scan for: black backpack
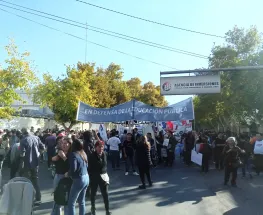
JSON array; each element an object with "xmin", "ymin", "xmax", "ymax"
[{"xmin": 54, "ymin": 177, "xmax": 73, "ymax": 205}]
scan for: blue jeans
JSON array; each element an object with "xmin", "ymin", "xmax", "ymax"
[
  {"xmin": 242, "ymin": 156, "xmax": 252, "ymax": 176},
  {"xmin": 51, "ymin": 174, "xmax": 68, "ymax": 215},
  {"xmin": 68, "ymin": 175, "xmax": 89, "ymax": 215}
]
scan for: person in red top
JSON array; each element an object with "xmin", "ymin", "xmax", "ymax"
[{"xmin": 199, "ymin": 136, "xmax": 211, "ymax": 173}]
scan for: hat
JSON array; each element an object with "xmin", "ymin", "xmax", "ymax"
[{"xmin": 95, "ymin": 140, "xmax": 104, "ymax": 148}]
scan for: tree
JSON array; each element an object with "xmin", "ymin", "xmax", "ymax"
[
  {"xmin": 126, "ymin": 78, "xmax": 167, "ymax": 107},
  {"xmin": 34, "ymin": 66, "xmax": 94, "ymax": 129},
  {"xmin": 195, "ymin": 26, "xmax": 263, "ymax": 131},
  {"xmin": 34, "ymin": 62, "xmax": 168, "ymax": 128},
  {"xmin": 0, "ymin": 40, "xmax": 38, "ymax": 119},
  {"xmin": 77, "ymin": 63, "xmax": 131, "ymax": 108},
  {"xmin": 139, "ymin": 82, "xmax": 168, "ymax": 107}
]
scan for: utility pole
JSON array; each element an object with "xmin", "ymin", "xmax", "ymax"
[{"xmin": 85, "ymin": 21, "xmax": 88, "ymax": 63}]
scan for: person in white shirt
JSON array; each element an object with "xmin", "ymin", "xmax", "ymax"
[{"xmin": 108, "ymin": 131, "xmax": 121, "ymax": 170}]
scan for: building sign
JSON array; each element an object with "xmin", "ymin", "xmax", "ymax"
[{"xmin": 160, "ymin": 75, "xmax": 221, "ymax": 95}]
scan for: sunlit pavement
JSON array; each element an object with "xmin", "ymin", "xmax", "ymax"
[{"xmin": 2, "ymin": 159, "xmax": 263, "ymax": 215}]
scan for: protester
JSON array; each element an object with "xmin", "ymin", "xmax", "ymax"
[
  {"xmin": 133, "ymin": 128, "xmax": 141, "ymax": 144},
  {"xmin": 10, "ymin": 130, "xmax": 19, "ymax": 147},
  {"xmin": 123, "ymin": 133, "xmax": 139, "ymax": 176},
  {"xmin": 223, "ymin": 137, "xmax": 244, "ymax": 187},
  {"xmin": 184, "ymin": 131, "xmax": 195, "ymax": 166},
  {"xmin": 10, "ymin": 133, "xmax": 21, "ymax": 179},
  {"xmin": 45, "ymin": 133, "xmax": 57, "ymax": 170},
  {"xmin": 19, "ymin": 128, "xmax": 45, "ymax": 205},
  {"xmin": 68, "ymin": 139, "xmax": 89, "ymax": 215},
  {"xmin": 107, "ymin": 131, "xmax": 121, "ymax": 170},
  {"xmin": 155, "ymin": 131, "xmax": 164, "ymax": 164},
  {"xmin": 136, "ymin": 136, "xmax": 153, "ymax": 189},
  {"xmin": 83, "ymin": 131, "xmax": 95, "ymax": 157},
  {"xmin": 253, "ymin": 134, "xmax": 263, "ymax": 176},
  {"xmin": 166, "ymin": 131, "xmax": 177, "ymax": 167},
  {"xmin": 88, "ymin": 140, "xmax": 111, "ymax": 215},
  {"xmin": 213, "ymin": 133, "xmax": 226, "ymax": 170},
  {"xmin": 51, "ymin": 137, "xmax": 72, "ymax": 215},
  {"xmin": 120, "ymin": 129, "xmax": 127, "ymax": 144},
  {"xmin": 238, "ymin": 134, "xmax": 253, "ymax": 178},
  {"xmin": 199, "ymin": 136, "xmax": 211, "ymax": 173}
]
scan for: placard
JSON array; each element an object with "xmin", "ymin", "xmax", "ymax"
[{"xmin": 191, "ymin": 150, "xmax": 203, "ymax": 166}]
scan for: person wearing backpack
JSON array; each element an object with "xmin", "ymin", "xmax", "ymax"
[
  {"xmin": 68, "ymin": 139, "xmax": 89, "ymax": 215},
  {"xmin": 51, "ymin": 137, "xmax": 72, "ymax": 215}
]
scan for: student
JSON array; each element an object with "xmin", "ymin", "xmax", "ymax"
[
  {"xmin": 199, "ymin": 137, "xmax": 211, "ymax": 173},
  {"xmin": 10, "ymin": 133, "xmax": 22, "ymax": 179},
  {"xmin": 123, "ymin": 133, "xmax": 139, "ymax": 176},
  {"xmin": 107, "ymin": 131, "xmax": 121, "ymax": 170},
  {"xmin": 51, "ymin": 137, "xmax": 72, "ymax": 215},
  {"xmin": 136, "ymin": 136, "xmax": 153, "ymax": 189},
  {"xmin": 223, "ymin": 137, "xmax": 244, "ymax": 187},
  {"xmin": 167, "ymin": 131, "xmax": 177, "ymax": 167},
  {"xmin": 88, "ymin": 141, "xmax": 111, "ymax": 215},
  {"xmin": 68, "ymin": 139, "xmax": 89, "ymax": 215}
]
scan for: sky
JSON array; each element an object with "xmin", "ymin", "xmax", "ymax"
[{"xmin": 0, "ymin": 0, "xmax": 262, "ymax": 105}]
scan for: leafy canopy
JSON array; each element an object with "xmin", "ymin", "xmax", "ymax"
[
  {"xmin": 195, "ymin": 26, "xmax": 263, "ymax": 131},
  {"xmin": 0, "ymin": 40, "xmax": 38, "ymax": 119},
  {"xmin": 34, "ymin": 62, "xmax": 167, "ymax": 128}
]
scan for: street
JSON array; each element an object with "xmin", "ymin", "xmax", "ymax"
[{"xmin": 1, "ymin": 159, "xmax": 263, "ymax": 215}]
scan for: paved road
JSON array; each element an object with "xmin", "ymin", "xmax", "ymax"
[{"xmin": 2, "ymin": 159, "xmax": 263, "ymax": 215}]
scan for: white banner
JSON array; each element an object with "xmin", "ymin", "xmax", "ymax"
[
  {"xmin": 191, "ymin": 150, "xmax": 203, "ymax": 166},
  {"xmin": 160, "ymin": 75, "xmax": 221, "ymax": 95}
]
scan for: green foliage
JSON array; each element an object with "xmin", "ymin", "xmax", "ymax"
[
  {"xmin": 0, "ymin": 40, "xmax": 38, "ymax": 119},
  {"xmin": 195, "ymin": 26, "xmax": 263, "ymax": 131},
  {"xmin": 34, "ymin": 62, "xmax": 167, "ymax": 128}
]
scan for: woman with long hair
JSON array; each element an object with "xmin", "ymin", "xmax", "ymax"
[
  {"xmin": 51, "ymin": 137, "xmax": 72, "ymax": 215},
  {"xmin": 136, "ymin": 136, "xmax": 153, "ymax": 189},
  {"xmin": 68, "ymin": 139, "xmax": 89, "ymax": 215}
]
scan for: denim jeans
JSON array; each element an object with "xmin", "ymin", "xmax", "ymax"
[
  {"xmin": 22, "ymin": 166, "xmax": 41, "ymax": 201},
  {"xmin": 51, "ymin": 174, "xmax": 68, "ymax": 215},
  {"xmin": 68, "ymin": 175, "xmax": 89, "ymax": 215},
  {"xmin": 242, "ymin": 156, "xmax": 252, "ymax": 176}
]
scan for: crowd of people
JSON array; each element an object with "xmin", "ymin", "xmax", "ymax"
[{"xmin": 0, "ymin": 126, "xmax": 263, "ymax": 215}]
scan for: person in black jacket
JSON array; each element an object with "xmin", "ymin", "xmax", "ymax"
[
  {"xmin": 83, "ymin": 131, "xmax": 95, "ymax": 157},
  {"xmin": 238, "ymin": 134, "xmax": 253, "ymax": 178},
  {"xmin": 223, "ymin": 137, "xmax": 244, "ymax": 187},
  {"xmin": 213, "ymin": 134, "xmax": 226, "ymax": 170},
  {"xmin": 199, "ymin": 136, "xmax": 211, "ymax": 173},
  {"xmin": 136, "ymin": 136, "xmax": 153, "ymax": 189},
  {"xmin": 184, "ymin": 131, "xmax": 195, "ymax": 166},
  {"xmin": 88, "ymin": 140, "xmax": 111, "ymax": 215}
]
